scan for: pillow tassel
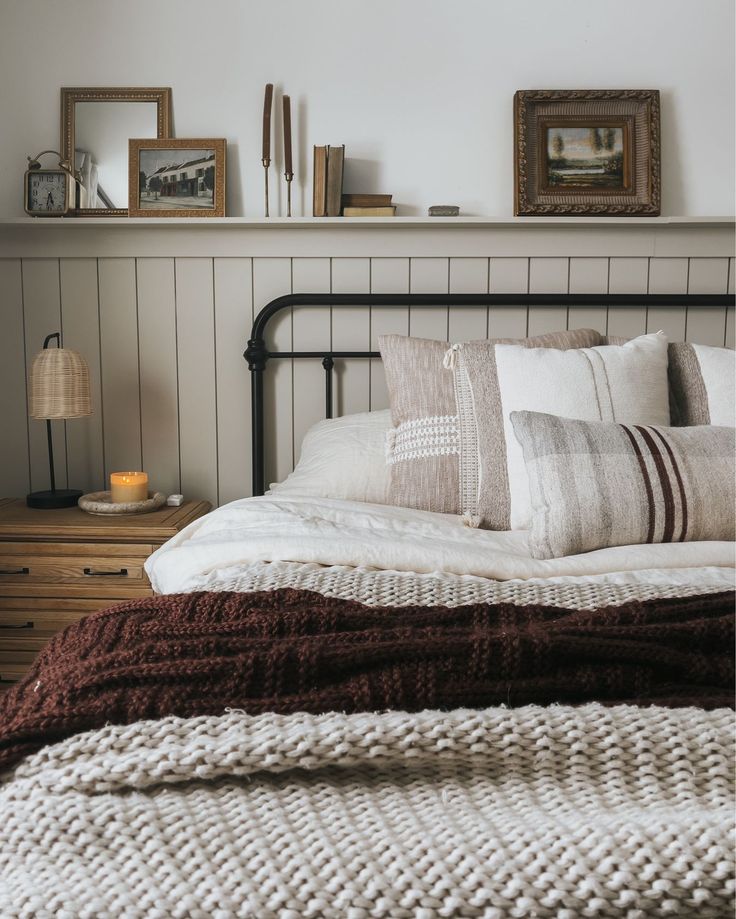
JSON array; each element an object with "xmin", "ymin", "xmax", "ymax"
[
  {"xmin": 442, "ymin": 344, "xmax": 463, "ymax": 371},
  {"xmin": 461, "ymin": 513, "xmax": 481, "ymax": 528}
]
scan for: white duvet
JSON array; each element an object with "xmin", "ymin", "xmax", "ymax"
[{"xmin": 146, "ymin": 494, "xmax": 736, "ymax": 594}]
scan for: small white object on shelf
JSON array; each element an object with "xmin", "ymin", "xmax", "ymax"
[{"xmin": 167, "ymin": 494, "xmax": 184, "ymax": 506}]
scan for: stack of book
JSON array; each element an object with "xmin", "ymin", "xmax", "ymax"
[
  {"xmin": 313, "ymin": 146, "xmax": 395, "ymax": 217},
  {"xmin": 342, "ymin": 195, "xmax": 396, "ymax": 217}
]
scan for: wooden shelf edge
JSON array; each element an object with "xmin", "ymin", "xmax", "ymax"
[{"xmin": 0, "ymin": 216, "xmax": 733, "ymax": 229}]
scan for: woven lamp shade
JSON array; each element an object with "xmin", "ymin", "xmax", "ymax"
[{"xmin": 30, "ymin": 347, "xmax": 92, "ymax": 420}]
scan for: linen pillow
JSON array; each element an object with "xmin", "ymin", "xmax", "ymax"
[
  {"xmin": 667, "ymin": 342, "xmax": 735, "ymax": 426},
  {"xmin": 270, "ymin": 409, "xmax": 391, "ymax": 504},
  {"xmin": 604, "ymin": 336, "xmax": 735, "ymax": 426},
  {"xmin": 510, "ymin": 410, "xmax": 735, "ymax": 559},
  {"xmin": 380, "ymin": 328, "xmax": 602, "ymax": 524},
  {"xmin": 494, "ymin": 331, "xmax": 670, "ymax": 530}
]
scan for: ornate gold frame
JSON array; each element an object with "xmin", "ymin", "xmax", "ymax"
[
  {"xmin": 514, "ymin": 90, "xmax": 661, "ymax": 216},
  {"xmin": 128, "ymin": 138, "xmax": 226, "ymax": 218},
  {"xmin": 61, "ymin": 87, "xmax": 172, "ymax": 217}
]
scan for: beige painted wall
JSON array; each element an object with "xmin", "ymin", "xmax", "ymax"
[{"xmin": 0, "ymin": 0, "xmax": 734, "ymax": 217}]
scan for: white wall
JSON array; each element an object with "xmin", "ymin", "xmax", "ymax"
[{"xmin": 0, "ymin": 0, "xmax": 733, "ymax": 218}]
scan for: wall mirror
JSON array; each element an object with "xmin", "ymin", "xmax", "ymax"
[{"xmin": 61, "ymin": 87, "xmax": 172, "ymax": 216}]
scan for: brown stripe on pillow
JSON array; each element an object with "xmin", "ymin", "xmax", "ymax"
[
  {"xmin": 650, "ymin": 426, "xmax": 688, "ymax": 541},
  {"xmin": 511, "ymin": 411, "xmax": 735, "ymax": 559},
  {"xmin": 620, "ymin": 424, "xmax": 657, "ymax": 544},
  {"xmin": 635, "ymin": 425, "xmax": 677, "ymax": 543}
]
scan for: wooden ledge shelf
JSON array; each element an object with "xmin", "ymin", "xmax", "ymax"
[{"xmin": 0, "ymin": 216, "xmax": 733, "ymax": 229}]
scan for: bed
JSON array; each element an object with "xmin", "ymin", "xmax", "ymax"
[{"xmin": 1, "ymin": 292, "xmax": 734, "ymax": 918}]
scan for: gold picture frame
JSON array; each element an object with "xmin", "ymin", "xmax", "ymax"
[
  {"xmin": 61, "ymin": 87, "xmax": 172, "ymax": 217},
  {"xmin": 514, "ymin": 90, "xmax": 660, "ymax": 216},
  {"xmin": 128, "ymin": 138, "xmax": 226, "ymax": 217}
]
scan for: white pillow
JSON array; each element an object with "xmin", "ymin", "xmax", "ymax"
[
  {"xmin": 494, "ymin": 331, "xmax": 670, "ymax": 529},
  {"xmin": 270, "ymin": 409, "xmax": 391, "ymax": 504}
]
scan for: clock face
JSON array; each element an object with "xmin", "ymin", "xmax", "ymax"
[{"xmin": 27, "ymin": 172, "xmax": 67, "ymax": 213}]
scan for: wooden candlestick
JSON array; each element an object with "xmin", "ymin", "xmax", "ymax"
[
  {"xmin": 282, "ymin": 94, "xmax": 293, "ymax": 217},
  {"xmin": 262, "ymin": 83, "xmax": 273, "ymax": 217}
]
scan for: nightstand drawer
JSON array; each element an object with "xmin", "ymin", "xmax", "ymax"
[
  {"xmin": 0, "ymin": 661, "xmax": 29, "ymax": 685},
  {"xmin": 0, "ymin": 553, "xmax": 150, "ymax": 595}
]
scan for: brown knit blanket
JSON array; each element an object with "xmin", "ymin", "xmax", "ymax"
[{"xmin": 1, "ymin": 588, "xmax": 733, "ymax": 773}]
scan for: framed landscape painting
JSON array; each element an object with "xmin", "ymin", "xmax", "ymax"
[
  {"xmin": 514, "ymin": 90, "xmax": 660, "ymax": 216},
  {"xmin": 128, "ymin": 138, "xmax": 226, "ymax": 217}
]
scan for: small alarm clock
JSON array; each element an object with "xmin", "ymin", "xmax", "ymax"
[{"xmin": 24, "ymin": 150, "xmax": 77, "ymax": 217}]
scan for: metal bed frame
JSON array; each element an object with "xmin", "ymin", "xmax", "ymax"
[{"xmin": 243, "ymin": 292, "xmax": 734, "ymax": 496}]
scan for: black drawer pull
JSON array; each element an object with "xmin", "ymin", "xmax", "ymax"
[
  {"xmin": 83, "ymin": 567, "xmax": 128, "ymax": 577},
  {"xmin": 0, "ymin": 567, "xmax": 29, "ymax": 576},
  {"xmin": 0, "ymin": 621, "xmax": 34, "ymax": 630}
]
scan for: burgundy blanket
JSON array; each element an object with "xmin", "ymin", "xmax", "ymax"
[{"xmin": 1, "ymin": 588, "xmax": 733, "ymax": 773}]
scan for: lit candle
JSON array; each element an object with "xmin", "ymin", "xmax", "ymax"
[
  {"xmin": 110, "ymin": 471, "xmax": 148, "ymax": 504},
  {"xmin": 282, "ymin": 94, "xmax": 293, "ymax": 176}
]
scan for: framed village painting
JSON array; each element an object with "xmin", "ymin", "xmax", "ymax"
[
  {"xmin": 128, "ymin": 138, "xmax": 226, "ymax": 217},
  {"xmin": 514, "ymin": 90, "xmax": 660, "ymax": 216}
]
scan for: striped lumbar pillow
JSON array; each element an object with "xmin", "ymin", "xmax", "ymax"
[
  {"xmin": 379, "ymin": 328, "xmax": 602, "ymax": 524},
  {"xmin": 493, "ymin": 332, "xmax": 671, "ymax": 530},
  {"xmin": 511, "ymin": 411, "xmax": 735, "ymax": 559}
]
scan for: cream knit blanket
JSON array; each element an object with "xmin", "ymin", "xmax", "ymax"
[{"xmin": 1, "ymin": 703, "xmax": 733, "ymax": 918}]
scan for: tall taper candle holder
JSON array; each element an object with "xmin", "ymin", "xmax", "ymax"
[
  {"xmin": 284, "ymin": 173, "xmax": 294, "ymax": 217},
  {"xmin": 261, "ymin": 83, "xmax": 273, "ymax": 217},
  {"xmin": 282, "ymin": 94, "xmax": 293, "ymax": 217},
  {"xmin": 263, "ymin": 157, "xmax": 271, "ymax": 217}
]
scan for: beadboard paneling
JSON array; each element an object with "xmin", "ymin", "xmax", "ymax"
[
  {"xmin": 1, "ymin": 248, "xmax": 732, "ymax": 506},
  {"xmin": 0, "ymin": 260, "xmax": 29, "ymax": 498}
]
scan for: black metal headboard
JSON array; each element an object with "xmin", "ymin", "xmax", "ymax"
[{"xmin": 243, "ymin": 292, "xmax": 734, "ymax": 496}]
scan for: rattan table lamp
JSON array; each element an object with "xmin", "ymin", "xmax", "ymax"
[{"xmin": 27, "ymin": 332, "xmax": 92, "ymax": 509}]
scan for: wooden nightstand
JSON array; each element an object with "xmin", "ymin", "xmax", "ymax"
[{"xmin": 0, "ymin": 498, "xmax": 211, "ymax": 686}]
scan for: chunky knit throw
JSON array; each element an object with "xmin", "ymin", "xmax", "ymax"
[
  {"xmin": 1, "ymin": 587, "xmax": 733, "ymax": 773},
  {"xmin": 1, "ymin": 704, "xmax": 733, "ymax": 917}
]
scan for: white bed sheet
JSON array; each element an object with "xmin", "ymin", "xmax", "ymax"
[{"xmin": 146, "ymin": 494, "xmax": 736, "ymax": 594}]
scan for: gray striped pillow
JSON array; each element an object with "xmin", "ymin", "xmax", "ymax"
[{"xmin": 511, "ymin": 411, "xmax": 735, "ymax": 559}]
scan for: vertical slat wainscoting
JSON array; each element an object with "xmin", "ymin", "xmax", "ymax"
[
  {"xmin": 408, "ymin": 258, "xmax": 450, "ymax": 340},
  {"xmin": 3, "ymin": 242, "xmax": 733, "ymax": 507},
  {"xmin": 175, "ymin": 259, "xmax": 218, "ymax": 507},
  {"xmin": 60, "ymin": 259, "xmax": 104, "ymax": 493},
  {"xmin": 331, "ymin": 258, "xmax": 371, "ymax": 417},
  {"xmin": 647, "ymin": 259, "xmax": 689, "ymax": 340},
  {"xmin": 0, "ymin": 260, "xmax": 29, "ymax": 497},
  {"xmin": 214, "ymin": 258, "xmax": 253, "ymax": 506},
  {"xmin": 528, "ymin": 258, "xmax": 569, "ymax": 335},
  {"xmin": 369, "ymin": 259, "xmax": 410, "ymax": 410},
  {"xmin": 137, "ymin": 258, "xmax": 180, "ymax": 498},
  {"xmin": 292, "ymin": 259, "xmax": 331, "ymax": 462},
  {"xmin": 606, "ymin": 258, "xmax": 649, "ymax": 337},
  {"xmin": 686, "ymin": 258, "xmax": 730, "ymax": 346},
  {"xmin": 727, "ymin": 259, "xmax": 735, "ymax": 349},
  {"xmin": 489, "ymin": 258, "xmax": 528, "ymax": 338},
  {"xmin": 22, "ymin": 258, "xmax": 67, "ymax": 492},
  {"xmin": 98, "ymin": 259, "xmax": 141, "ymax": 478},
  {"xmin": 253, "ymin": 258, "xmax": 292, "ymax": 485},
  {"xmin": 448, "ymin": 258, "xmax": 489, "ymax": 340},
  {"xmin": 567, "ymin": 258, "xmax": 608, "ymax": 332}
]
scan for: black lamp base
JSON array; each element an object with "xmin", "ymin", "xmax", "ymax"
[{"xmin": 26, "ymin": 489, "xmax": 82, "ymax": 509}]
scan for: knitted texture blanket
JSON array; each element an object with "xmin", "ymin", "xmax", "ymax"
[
  {"xmin": 0, "ymin": 704, "xmax": 733, "ymax": 918},
  {"xmin": 1, "ymin": 587, "xmax": 733, "ymax": 773}
]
